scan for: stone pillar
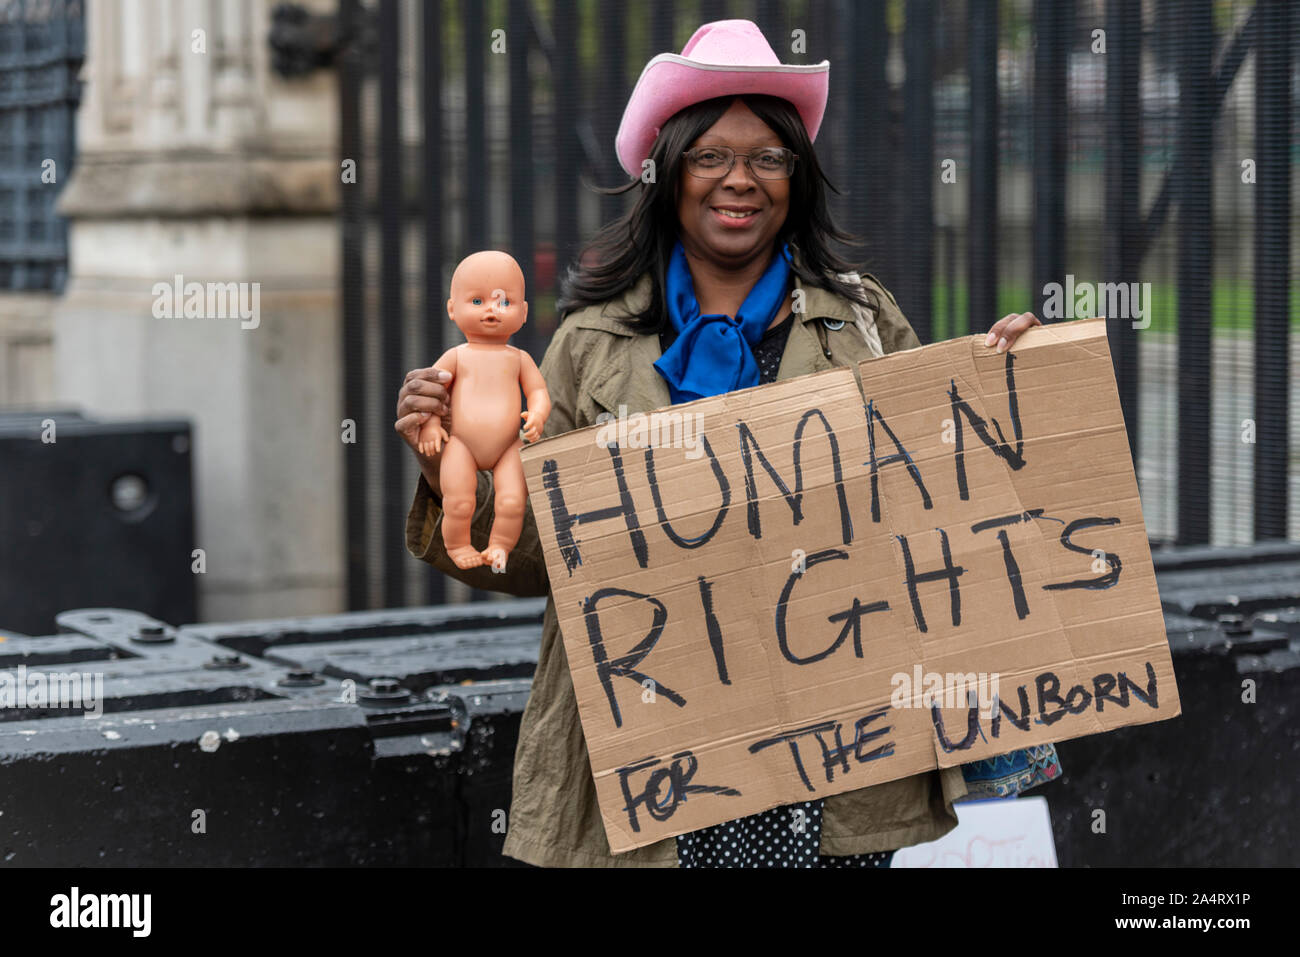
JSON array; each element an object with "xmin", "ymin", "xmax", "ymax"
[{"xmin": 54, "ymin": 0, "xmax": 345, "ymax": 621}]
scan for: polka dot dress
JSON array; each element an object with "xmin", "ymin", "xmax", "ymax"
[
  {"xmin": 750, "ymin": 310, "xmax": 793, "ymax": 381},
  {"xmin": 664, "ymin": 312, "xmax": 896, "ymax": 869},
  {"xmin": 676, "ymin": 800, "xmax": 894, "ymax": 868}
]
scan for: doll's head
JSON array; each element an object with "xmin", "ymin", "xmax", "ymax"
[{"xmin": 447, "ymin": 251, "xmax": 528, "ymax": 344}]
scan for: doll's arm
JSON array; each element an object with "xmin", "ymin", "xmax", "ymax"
[
  {"xmin": 417, "ymin": 348, "xmax": 459, "ymax": 454},
  {"xmin": 433, "ymin": 346, "xmax": 459, "ymax": 382},
  {"xmin": 518, "ymin": 350, "xmax": 552, "ymax": 442}
]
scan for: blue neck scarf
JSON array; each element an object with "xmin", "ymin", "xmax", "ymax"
[{"xmin": 653, "ymin": 240, "xmax": 793, "ymax": 403}]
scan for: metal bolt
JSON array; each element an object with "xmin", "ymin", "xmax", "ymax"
[
  {"xmin": 132, "ymin": 624, "xmax": 174, "ymax": 644},
  {"xmin": 277, "ymin": 669, "xmax": 325, "ymax": 688},
  {"xmin": 1218, "ymin": 613, "xmax": 1252, "ymax": 636},
  {"xmin": 203, "ymin": 654, "xmax": 249, "ymax": 671},
  {"xmin": 358, "ymin": 676, "xmax": 412, "ymax": 706}
]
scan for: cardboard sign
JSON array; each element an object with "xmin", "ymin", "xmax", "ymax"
[{"xmin": 520, "ymin": 317, "xmax": 1179, "ymax": 853}]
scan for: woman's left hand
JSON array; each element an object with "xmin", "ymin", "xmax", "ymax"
[{"xmin": 984, "ymin": 312, "xmax": 1043, "ymax": 353}]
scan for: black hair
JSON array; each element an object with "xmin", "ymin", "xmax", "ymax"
[{"xmin": 555, "ymin": 93, "xmax": 874, "ymax": 334}]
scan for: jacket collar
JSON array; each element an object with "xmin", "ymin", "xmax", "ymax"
[{"xmin": 599, "ymin": 243, "xmax": 858, "ymax": 325}]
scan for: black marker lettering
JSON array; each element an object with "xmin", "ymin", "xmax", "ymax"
[
  {"xmin": 1035, "ymin": 671, "xmax": 1069, "ymax": 726},
  {"xmin": 750, "ymin": 711, "xmax": 897, "ymax": 791},
  {"xmin": 1043, "ymin": 516, "xmax": 1122, "ymax": 590},
  {"xmin": 895, "ymin": 528, "xmax": 965, "ymax": 633},
  {"xmin": 749, "ymin": 722, "xmax": 835, "ymax": 792},
  {"xmin": 735, "ymin": 409, "xmax": 853, "ymax": 544},
  {"xmin": 774, "ymin": 549, "xmax": 890, "ymax": 665},
  {"xmin": 1118, "ymin": 662, "xmax": 1159, "ymax": 709},
  {"xmin": 991, "ymin": 684, "xmax": 1033, "ymax": 737},
  {"xmin": 930, "ymin": 701, "xmax": 981, "ymax": 751},
  {"xmin": 814, "ymin": 723, "xmax": 853, "ymax": 783},
  {"xmin": 852, "ymin": 707, "xmax": 895, "ymax": 762},
  {"xmin": 697, "ymin": 575, "xmax": 730, "ymax": 685},
  {"xmin": 825, "ymin": 596, "xmax": 892, "ymax": 660},
  {"xmin": 542, "ymin": 445, "xmax": 647, "ymax": 574},
  {"xmin": 948, "ymin": 352, "xmax": 1027, "ymax": 500},
  {"xmin": 645, "ymin": 435, "xmax": 730, "ymax": 548},
  {"xmin": 1092, "ymin": 671, "xmax": 1124, "ymax": 710},
  {"xmin": 582, "ymin": 586, "xmax": 684, "ymax": 728},
  {"xmin": 863, "ymin": 399, "xmax": 932, "ymax": 522},
  {"xmin": 1064, "ymin": 682, "xmax": 1093, "ymax": 714},
  {"xmin": 971, "ymin": 509, "xmax": 1052, "ymax": 620},
  {"xmin": 616, "ymin": 751, "xmax": 741, "ymax": 833}
]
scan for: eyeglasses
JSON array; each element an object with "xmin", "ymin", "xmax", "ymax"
[{"xmin": 682, "ymin": 146, "xmax": 798, "ymax": 181}]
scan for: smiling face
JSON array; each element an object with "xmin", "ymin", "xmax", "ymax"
[
  {"xmin": 447, "ymin": 251, "xmax": 528, "ymax": 344},
  {"xmin": 676, "ymin": 99, "xmax": 791, "ymax": 269}
]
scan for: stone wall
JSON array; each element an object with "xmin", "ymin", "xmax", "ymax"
[{"xmin": 44, "ymin": 0, "xmax": 344, "ymax": 621}]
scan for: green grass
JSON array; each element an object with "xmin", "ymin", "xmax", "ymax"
[
  {"xmin": 930, "ymin": 280, "xmax": 1300, "ymax": 338},
  {"xmin": 931, "ymin": 283, "xmax": 1035, "ymax": 340}
]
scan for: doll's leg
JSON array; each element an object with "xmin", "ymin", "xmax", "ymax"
[
  {"xmin": 482, "ymin": 437, "xmax": 526, "ymax": 573},
  {"xmin": 439, "ymin": 435, "xmax": 486, "ymax": 569}
]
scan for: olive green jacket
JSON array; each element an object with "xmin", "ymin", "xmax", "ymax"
[{"xmin": 405, "ymin": 251, "xmax": 970, "ymax": 867}]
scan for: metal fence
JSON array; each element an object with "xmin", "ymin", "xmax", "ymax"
[
  {"xmin": 334, "ymin": 0, "xmax": 1296, "ymax": 611},
  {"xmin": 0, "ymin": 0, "xmax": 84, "ymax": 292}
]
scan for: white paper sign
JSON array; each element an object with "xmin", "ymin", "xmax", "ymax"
[{"xmin": 891, "ymin": 796, "xmax": 1058, "ymax": 868}]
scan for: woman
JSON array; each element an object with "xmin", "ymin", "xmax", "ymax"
[{"xmin": 395, "ymin": 19, "xmax": 1048, "ymax": 868}]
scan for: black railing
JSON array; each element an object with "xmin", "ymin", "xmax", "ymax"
[
  {"xmin": 331, "ymin": 0, "xmax": 1294, "ymax": 610},
  {"xmin": 0, "ymin": 0, "xmax": 83, "ymax": 292}
]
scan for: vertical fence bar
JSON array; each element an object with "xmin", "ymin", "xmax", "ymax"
[
  {"xmin": 808, "ymin": 0, "xmax": 836, "ymax": 189},
  {"xmin": 943, "ymin": 224, "xmax": 956, "ymax": 339},
  {"xmin": 421, "ymin": 0, "xmax": 446, "ymax": 606},
  {"xmin": 464, "ymin": 0, "xmax": 487, "ymax": 251},
  {"xmin": 1176, "ymin": 0, "xmax": 1213, "ymax": 545},
  {"xmin": 339, "ymin": 0, "xmax": 367, "ymax": 610},
  {"xmin": 1031, "ymin": 0, "xmax": 1067, "ymax": 319},
  {"xmin": 845, "ymin": 0, "xmax": 885, "ymax": 267},
  {"xmin": 901, "ymin": 0, "xmax": 934, "ymax": 342},
  {"xmin": 507, "ymin": 0, "xmax": 537, "ymax": 360},
  {"xmin": 1105, "ymin": 0, "xmax": 1142, "ymax": 464},
  {"xmin": 754, "ymin": 0, "xmax": 781, "ymax": 45},
  {"xmin": 650, "ymin": 0, "xmax": 675, "ymax": 54},
  {"xmin": 599, "ymin": 7, "xmax": 627, "ymax": 224},
  {"xmin": 378, "ymin": 0, "xmax": 405, "ymax": 606},
  {"xmin": 554, "ymin": 0, "xmax": 579, "ymax": 291},
  {"xmin": 1254, "ymin": 0, "xmax": 1291, "ymax": 540},
  {"xmin": 968, "ymin": 0, "xmax": 997, "ymax": 338},
  {"xmin": 700, "ymin": 0, "xmax": 726, "ymax": 27}
]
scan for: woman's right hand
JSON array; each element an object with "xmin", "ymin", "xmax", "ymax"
[{"xmin": 395, "ymin": 367, "xmax": 453, "ymax": 485}]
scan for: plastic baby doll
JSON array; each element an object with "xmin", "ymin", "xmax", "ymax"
[{"xmin": 417, "ymin": 250, "xmax": 551, "ymax": 573}]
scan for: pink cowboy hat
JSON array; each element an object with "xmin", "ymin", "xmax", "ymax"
[{"xmin": 614, "ymin": 19, "xmax": 830, "ymax": 178}]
